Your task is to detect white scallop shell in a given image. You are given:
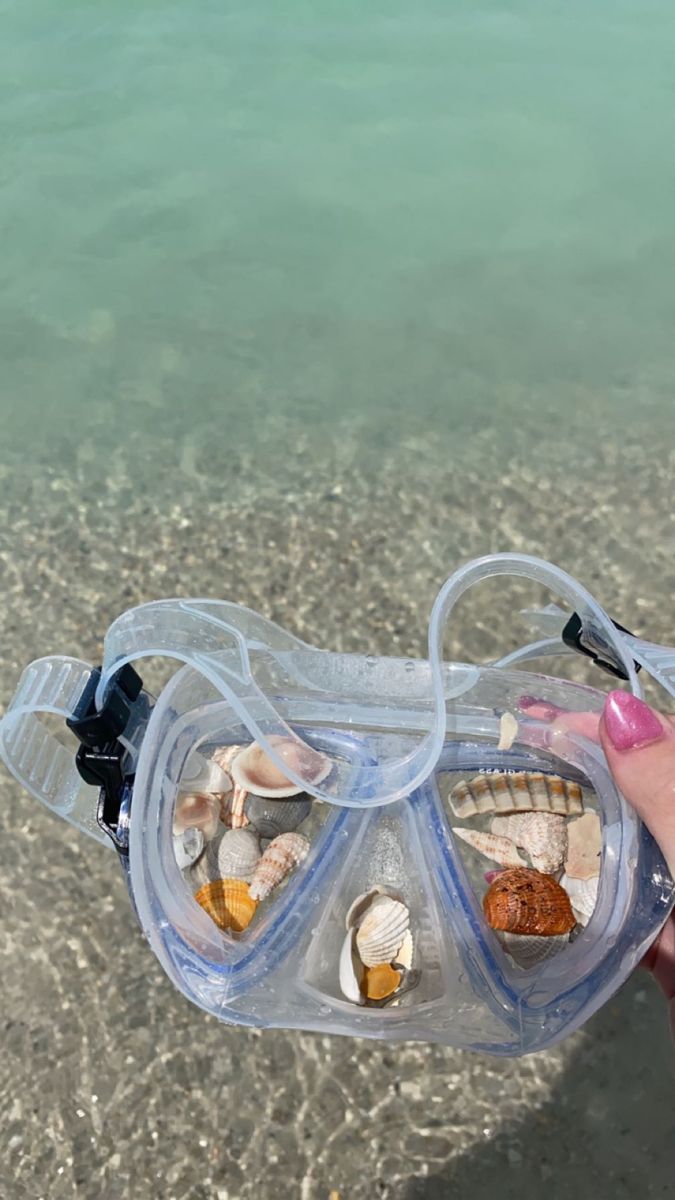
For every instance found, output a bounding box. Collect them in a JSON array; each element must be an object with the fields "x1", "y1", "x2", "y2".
[
  {"x1": 452, "y1": 827, "x2": 527, "y2": 868},
  {"x1": 231, "y1": 736, "x2": 332, "y2": 799},
  {"x1": 173, "y1": 827, "x2": 205, "y2": 870},
  {"x1": 339, "y1": 928, "x2": 365, "y2": 1005},
  {"x1": 209, "y1": 828, "x2": 261, "y2": 882},
  {"x1": 498, "y1": 931, "x2": 569, "y2": 969},
  {"x1": 345, "y1": 886, "x2": 389, "y2": 931},
  {"x1": 245, "y1": 795, "x2": 312, "y2": 839},
  {"x1": 560, "y1": 872, "x2": 599, "y2": 926},
  {"x1": 449, "y1": 772, "x2": 584, "y2": 819},
  {"x1": 491, "y1": 812, "x2": 568, "y2": 874},
  {"x1": 355, "y1": 895, "x2": 410, "y2": 967}
]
